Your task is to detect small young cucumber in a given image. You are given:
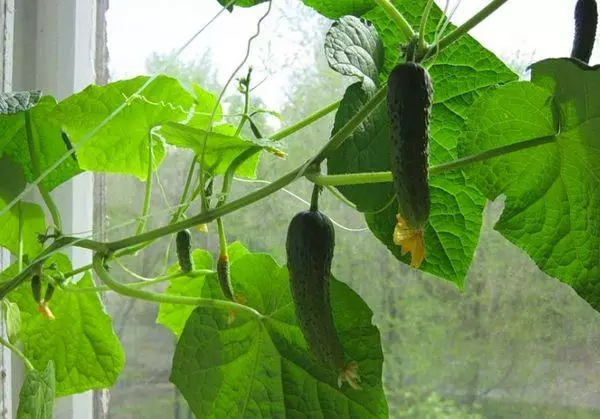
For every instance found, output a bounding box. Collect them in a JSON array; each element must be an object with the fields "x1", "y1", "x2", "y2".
[
  {"x1": 286, "y1": 208, "x2": 360, "y2": 389},
  {"x1": 571, "y1": 0, "x2": 598, "y2": 63},
  {"x1": 175, "y1": 229, "x2": 194, "y2": 273},
  {"x1": 387, "y1": 62, "x2": 433, "y2": 268}
]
